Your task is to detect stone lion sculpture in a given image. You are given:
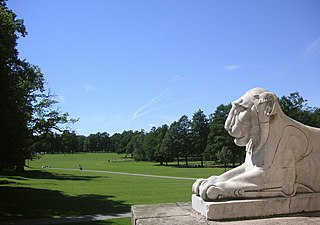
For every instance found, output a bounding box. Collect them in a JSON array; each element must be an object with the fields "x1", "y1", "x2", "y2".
[{"x1": 192, "y1": 88, "x2": 320, "y2": 201}]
